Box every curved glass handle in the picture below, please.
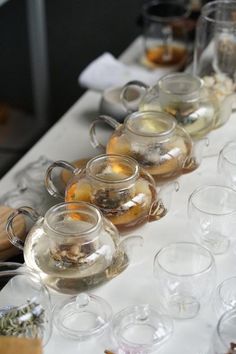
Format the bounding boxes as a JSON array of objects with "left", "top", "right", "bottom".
[
  {"left": 217, "top": 149, "right": 223, "bottom": 174},
  {"left": 119, "top": 235, "right": 144, "bottom": 266},
  {"left": 120, "top": 80, "right": 149, "bottom": 113},
  {"left": 89, "top": 115, "right": 121, "bottom": 151},
  {"left": 45, "top": 160, "right": 78, "bottom": 199},
  {"left": 6, "top": 206, "right": 41, "bottom": 250}
]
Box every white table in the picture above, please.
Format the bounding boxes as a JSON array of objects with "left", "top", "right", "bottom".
[{"left": 1, "top": 39, "right": 236, "bottom": 353}]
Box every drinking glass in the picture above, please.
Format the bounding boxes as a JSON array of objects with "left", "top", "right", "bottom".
[
  {"left": 141, "top": 0, "right": 190, "bottom": 69},
  {"left": 209, "top": 308, "right": 236, "bottom": 354},
  {"left": 214, "top": 277, "right": 236, "bottom": 318},
  {"left": 153, "top": 242, "right": 216, "bottom": 320},
  {"left": 218, "top": 141, "right": 236, "bottom": 190},
  {"left": 193, "top": 1, "right": 236, "bottom": 128},
  {"left": 188, "top": 185, "right": 236, "bottom": 254}
]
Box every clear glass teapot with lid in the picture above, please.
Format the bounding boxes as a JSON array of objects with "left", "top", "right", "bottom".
[
  {"left": 6, "top": 201, "right": 142, "bottom": 294},
  {"left": 45, "top": 154, "right": 174, "bottom": 233},
  {"left": 89, "top": 112, "right": 205, "bottom": 183},
  {"left": 120, "top": 73, "right": 219, "bottom": 140}
]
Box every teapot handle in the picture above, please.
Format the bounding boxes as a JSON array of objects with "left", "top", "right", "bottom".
[
  {"left": 45, "top": 160, "right": 79, "bottom": 199},
  {"left": 120, "top": 80, "right": 149, "bottom": 113},
  {"left": 6, "top": 207, "right": 40, "bottom": 250},
  {"left": 89, "top": 115, "right": 121, "bottom": 151}
]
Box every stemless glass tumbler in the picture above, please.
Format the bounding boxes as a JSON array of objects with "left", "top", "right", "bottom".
[
  {"left": 153, "top": 242, "right": 216, "bottom": 320},
  {"left": 188, "top": 185, "right": 236, "bottom": 254},
  {"left": 214, "top": 277, "right": 236, "bottom": 318},
  {"left": 209, "top": 308, "right": 236, "bottom": 354},
  {"left": 218, "top": 141, "right": 236, "bottom": 190},
  {"left": 141, "top": 0, "right": 190, "bottom": 70}
]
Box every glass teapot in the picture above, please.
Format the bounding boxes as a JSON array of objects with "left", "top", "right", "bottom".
[
  {"left": 120, "top": 73, "right": 220, "bottom": 140},
  {"left": 90, "top": 112, "right": 206, "bottom": 183},
  {"left": 45, "top": 154, "right": 175, "bottom": 233},
  {"left": 6, "top": 201, "right": 142, "bottom": 294}
]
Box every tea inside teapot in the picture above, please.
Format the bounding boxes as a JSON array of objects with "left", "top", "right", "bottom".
[
  {"left": 121, "top": 73, "right": 218, "bottom": 140},
  {"left": 6, "top": 202, "right": 130, "bottom": 294},
  {"left": 90, "top": 113, "right": 197, "bottom": 182},
  {"left": 65, "top": 155, "right": 165, "bottom": 232}
]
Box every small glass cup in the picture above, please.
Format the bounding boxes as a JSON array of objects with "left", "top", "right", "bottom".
[
  {"left": 111, "top": 304, "right": 173, "bottom": 353},
  {"left": 188, "top": 185, "right": 236, "bottom": 254},
  {"left": 209, "top": 308, "right": 236, "bottom": 354},
  {"left": 141, "top": 0, "right": 190, "bottom": 70},
  {"left": 153, "top": 242, "right": 216, "bottom": 320},
  {"left": 214, "top": 277, "right": 236, "bottom": 318},
  {"left": 218, "top": 141, "right": 236, "bottom": 190}
]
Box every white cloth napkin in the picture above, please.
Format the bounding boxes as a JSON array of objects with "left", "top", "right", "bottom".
[{"left": 78, "top": 52, "right": 179, "bottom": 91}]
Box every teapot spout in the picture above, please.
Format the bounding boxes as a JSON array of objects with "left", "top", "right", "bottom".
[
  {"left": 183, "top": 137, "right": 209, "bottom": 172},
  {"left": 150, "top": 181, "right": 179, "bottom": 220},
  {"left": 148, "top": 199, "right": 167, "bottom": 221}
]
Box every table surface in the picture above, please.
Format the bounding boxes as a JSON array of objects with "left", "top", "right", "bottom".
[{"left": 1, "top": 37, "right": 236, "bottom": 354}]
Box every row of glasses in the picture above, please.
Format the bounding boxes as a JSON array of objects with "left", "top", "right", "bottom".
[
  {"left": 187, "top": 139, "right": 236, "bottom": 352},
  {"left": 188, "top": 140, "right": 236, "bottom": 255},
  {"left": 0, "top": 261, "right": 235, "bottom": 353}
]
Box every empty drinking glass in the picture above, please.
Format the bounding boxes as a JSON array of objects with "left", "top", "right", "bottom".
[
  {"left": 214, "top": 277, "right": 236, "bottom": 318},
  {"left": 218, "top": 141, "right": 236, "bottom": 190},
  {"left": 153, "top": 242, "right": 216, "bottom": 320},
  {"left": 188, "top": 185, "right": 236, "bottom": 254},
  {"left": 209, "top": 308, "right": 236, "bottom": 354}
]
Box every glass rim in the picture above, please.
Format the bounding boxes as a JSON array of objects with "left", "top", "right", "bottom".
[
  {"left": 142, "top": 0, "right": 191, "bottom": 23},
  {"left": 154, "top": 241, "right": 215, "bottom": 277},
  {"left": 86, "top": 154, "right": 140, "bottom": 184},
  {"left": 44, "top": 201, "right": 102, "bottom": 237},
  {"left": 201, "top": 0, "right": 236, "bottom": 25},
  {"left": 189, "top": 184, "right": 236, "bottom": 216},
  {"left": 53, "top": 293, "right": 113, "bottom": 340},
  {"left": 158, "top": 73, "right": 202, "bottom": 100},
  {"left": 112, "top": 303, "right": 173, "bottom": 349},
  {"left": 125, "top": 110, "right": 177, "bottom": 138},
  {"left": 221, "top": 141, "right": 236, "bottom": 166},
  {"left": 216, "top": 307, "right": 236, "bottom": 348},
  {"left": 218, "top": 276, "right": 236, "bottom": 307}
]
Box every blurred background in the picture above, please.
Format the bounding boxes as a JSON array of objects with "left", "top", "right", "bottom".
[{"left": 0, "top": 0, "right": 203, "bottom": 177}]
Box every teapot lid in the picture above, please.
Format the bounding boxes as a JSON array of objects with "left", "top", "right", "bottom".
[
  {"left": 53, "top": 293, "right": 112, "bottom": 340},
  {"left": 112, "top": 304, "right": 173, "bottom": 352}
]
